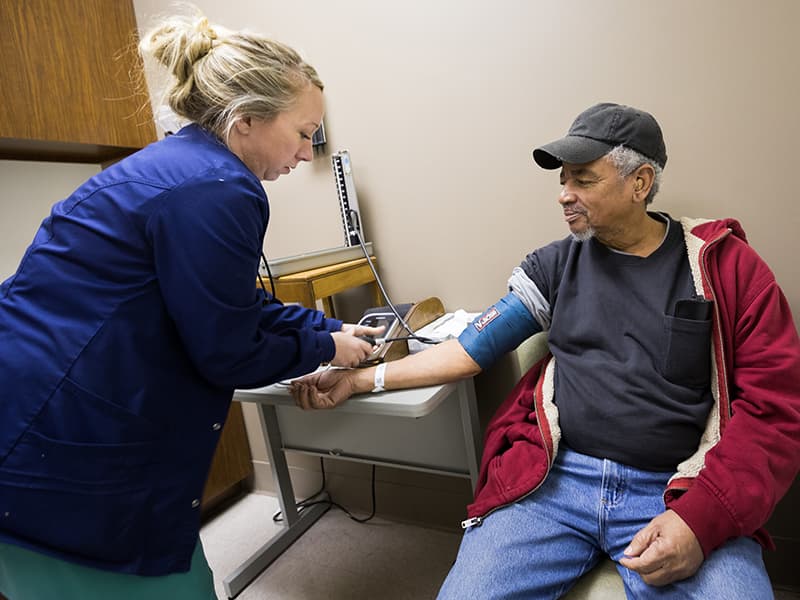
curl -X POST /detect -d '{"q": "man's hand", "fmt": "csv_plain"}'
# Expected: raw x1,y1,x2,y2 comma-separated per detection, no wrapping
290,368,358,410
619,509,704,586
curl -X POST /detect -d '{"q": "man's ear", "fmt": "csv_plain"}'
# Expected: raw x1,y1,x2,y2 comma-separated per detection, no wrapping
632,164,655,200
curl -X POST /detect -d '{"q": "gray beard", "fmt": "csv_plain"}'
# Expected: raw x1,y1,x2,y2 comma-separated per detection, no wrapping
571,227,596,242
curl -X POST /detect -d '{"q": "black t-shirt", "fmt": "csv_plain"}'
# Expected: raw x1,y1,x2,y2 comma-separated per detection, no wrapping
521,213,713,471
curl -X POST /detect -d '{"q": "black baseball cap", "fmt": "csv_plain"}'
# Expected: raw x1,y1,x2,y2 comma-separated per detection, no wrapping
533,103,667,170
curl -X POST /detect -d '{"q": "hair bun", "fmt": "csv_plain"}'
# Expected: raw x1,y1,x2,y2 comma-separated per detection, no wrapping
190,17,218,62
140,10,323,140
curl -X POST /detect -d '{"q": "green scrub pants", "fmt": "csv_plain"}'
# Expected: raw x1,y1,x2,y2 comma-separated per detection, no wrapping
0,539,217,600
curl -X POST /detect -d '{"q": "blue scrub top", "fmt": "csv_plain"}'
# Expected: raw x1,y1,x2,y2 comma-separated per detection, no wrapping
0,124,341,576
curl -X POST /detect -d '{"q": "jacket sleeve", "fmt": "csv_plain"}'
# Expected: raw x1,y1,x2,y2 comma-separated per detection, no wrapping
258,295,343,334
146,169,340,389
668,240,800,556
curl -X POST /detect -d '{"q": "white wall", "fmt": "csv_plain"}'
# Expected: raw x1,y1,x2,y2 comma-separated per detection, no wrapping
0,160,100,280
129,0,800,534
132,0,800,330
0,0,794,562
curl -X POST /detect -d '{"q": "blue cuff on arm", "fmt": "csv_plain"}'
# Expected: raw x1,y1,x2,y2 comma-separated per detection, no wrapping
458,292,542,370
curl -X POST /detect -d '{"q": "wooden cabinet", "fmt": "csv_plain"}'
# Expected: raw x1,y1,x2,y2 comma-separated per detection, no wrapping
202,402,253,511
0,0,156,163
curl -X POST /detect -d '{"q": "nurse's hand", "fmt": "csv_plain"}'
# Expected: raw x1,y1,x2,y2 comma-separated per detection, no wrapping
329,323,384,367
339,322,386,346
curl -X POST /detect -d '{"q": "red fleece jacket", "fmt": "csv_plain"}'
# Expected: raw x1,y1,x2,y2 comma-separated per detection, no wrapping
467,217,800,557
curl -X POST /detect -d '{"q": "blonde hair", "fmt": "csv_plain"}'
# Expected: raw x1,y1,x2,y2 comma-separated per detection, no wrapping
139,11,323,142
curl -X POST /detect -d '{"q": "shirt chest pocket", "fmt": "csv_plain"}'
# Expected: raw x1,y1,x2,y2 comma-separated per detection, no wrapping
661,314,712,389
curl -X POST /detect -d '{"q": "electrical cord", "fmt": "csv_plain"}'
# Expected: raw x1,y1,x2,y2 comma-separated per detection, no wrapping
257,210,439,346
258,258,378,524
255,204,437,345
258,210,439,527
257,251,277,301
347,209,438,346
271,457,377,524
253,190,439,527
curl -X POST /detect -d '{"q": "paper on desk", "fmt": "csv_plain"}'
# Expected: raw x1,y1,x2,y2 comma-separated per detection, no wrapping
408,310,481,354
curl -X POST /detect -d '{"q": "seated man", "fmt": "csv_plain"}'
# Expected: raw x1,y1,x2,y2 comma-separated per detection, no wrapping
291,103,800,599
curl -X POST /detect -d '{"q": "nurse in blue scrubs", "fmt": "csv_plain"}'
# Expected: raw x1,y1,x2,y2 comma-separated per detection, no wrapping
0,10,380,599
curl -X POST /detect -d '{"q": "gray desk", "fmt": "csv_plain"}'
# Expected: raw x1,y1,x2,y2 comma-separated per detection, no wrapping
223,378,481,598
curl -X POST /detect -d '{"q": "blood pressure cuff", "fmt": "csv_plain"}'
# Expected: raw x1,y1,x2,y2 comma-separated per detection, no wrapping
458,292,542,370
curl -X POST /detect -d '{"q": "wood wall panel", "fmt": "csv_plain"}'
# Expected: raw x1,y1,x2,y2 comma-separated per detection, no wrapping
0,0,156,161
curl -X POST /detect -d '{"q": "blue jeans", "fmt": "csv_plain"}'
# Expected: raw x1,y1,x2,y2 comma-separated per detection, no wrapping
438,447,773,599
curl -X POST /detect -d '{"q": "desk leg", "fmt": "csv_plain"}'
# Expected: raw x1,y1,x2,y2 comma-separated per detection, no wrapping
370,281,383,307
321,296,336,318
222,404,329,598
261,404,299,525
457,379,482,492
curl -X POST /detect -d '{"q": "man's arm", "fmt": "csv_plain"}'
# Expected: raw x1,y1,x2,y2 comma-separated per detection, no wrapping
292,291,545,409
292,339,480,409
351,337,483,392
624,242,800,585
668,257,800,556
